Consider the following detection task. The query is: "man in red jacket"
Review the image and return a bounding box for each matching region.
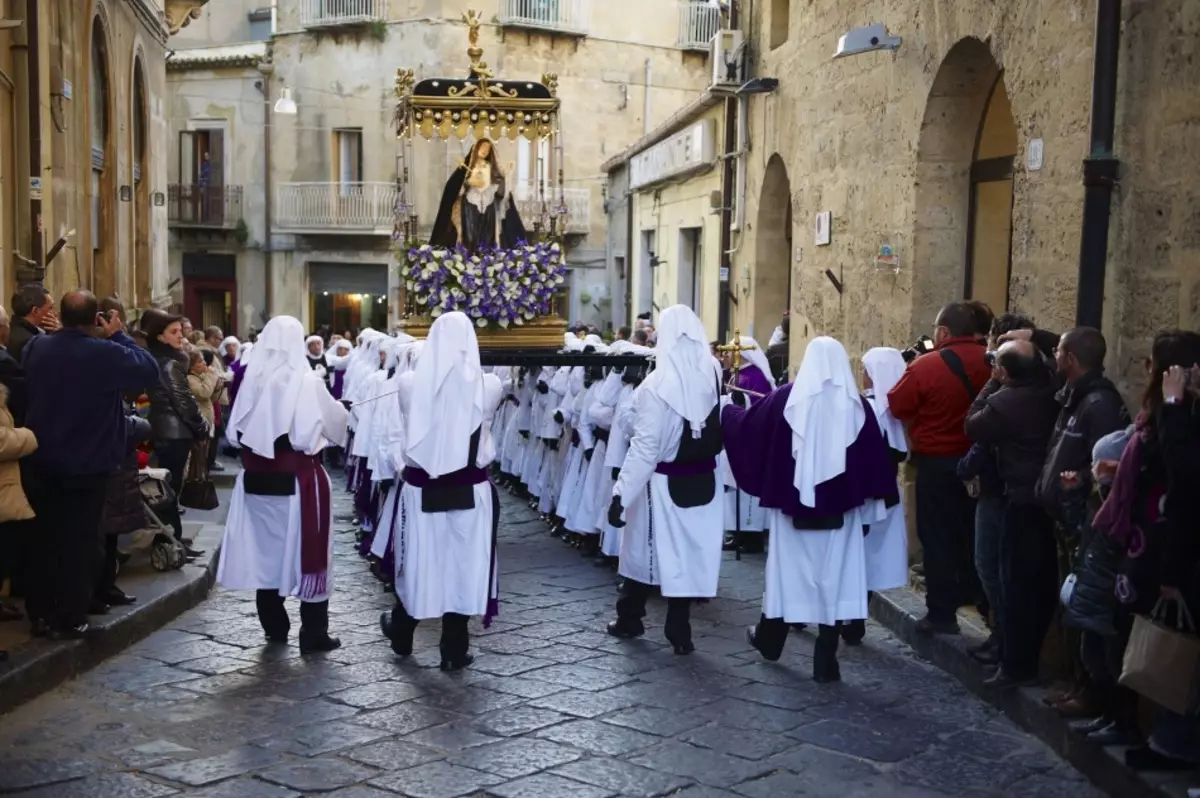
[888,302,991,635]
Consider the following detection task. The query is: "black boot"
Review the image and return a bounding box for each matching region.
[256,589,289,643]
[610,579,649,639]
[841,619,866,646]
[813,623,842,683]
[298,600,341,654]
[747,615,787,662]
[380,601,417,657]
[439,613,473,670]
[664,598,694,655]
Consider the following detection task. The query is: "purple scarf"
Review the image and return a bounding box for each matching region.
[1093,414,1147,547]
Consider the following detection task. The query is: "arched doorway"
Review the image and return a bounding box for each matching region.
[89,15,115,298]
[133,59,150,307]
[753,153,791,344]
[910,38,1017,332]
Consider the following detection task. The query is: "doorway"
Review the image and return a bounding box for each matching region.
[309,262,389,336]
[965,80,1017,313]
[678,227,702,312]
[638,230,655,318]
[754,154,792,343]
[179,128,225,225]
[182,252,237,335]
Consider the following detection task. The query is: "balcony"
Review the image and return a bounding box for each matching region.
[300,0,386,29]
[677,1,721,50]
[514,185,591,236]
[498,0,588,36]
[168,185,243,229]
[275,182,397,234]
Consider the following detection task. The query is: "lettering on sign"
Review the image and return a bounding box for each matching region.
[630,119,717,190]
[1027,138,1044,171]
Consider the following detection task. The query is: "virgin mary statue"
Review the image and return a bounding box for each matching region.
[429,138,528,255]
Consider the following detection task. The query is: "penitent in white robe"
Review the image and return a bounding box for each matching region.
[614,388,723,597]
[863,493,908,591]
[393,372,503,619]
[218,370,349,600]
[598,383,636,557]
[762,498,888,625]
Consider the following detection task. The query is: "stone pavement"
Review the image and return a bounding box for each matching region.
[0,481,1105,797]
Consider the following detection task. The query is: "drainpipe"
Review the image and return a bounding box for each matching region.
[624,182,634,323]
[643,59,652,135]
[1075,0,1121,329]
[257,66,274,320]
[716,0,740,344]
[14,0,42,282]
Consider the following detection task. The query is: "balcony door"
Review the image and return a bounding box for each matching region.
[179,128,225,225]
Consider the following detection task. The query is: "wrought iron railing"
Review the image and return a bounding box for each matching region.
[275,182,397,232]
[167,185,243,229]
[498,0,589,35]
[513,185,591,235]
[677,1,721,50]
[300,0,386,28]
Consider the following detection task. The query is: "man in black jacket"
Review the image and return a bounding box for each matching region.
[1035,327,1129,532]
[965,340,1060,688]
[8,283,58,364]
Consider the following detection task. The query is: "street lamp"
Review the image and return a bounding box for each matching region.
[274,87,297,115]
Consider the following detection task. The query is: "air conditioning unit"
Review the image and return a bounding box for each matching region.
[711,29,744,87]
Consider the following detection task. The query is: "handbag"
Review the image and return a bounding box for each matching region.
[1119,597,1200,715]
[179,440,219,511]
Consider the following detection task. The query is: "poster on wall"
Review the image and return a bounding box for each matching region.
[814,211,831,246]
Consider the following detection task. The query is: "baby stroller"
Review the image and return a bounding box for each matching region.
[137,468,188,572]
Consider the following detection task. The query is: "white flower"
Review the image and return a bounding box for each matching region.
[498,318,509,328]
[419,244,431,251]
[514,317,525,326]
[476,318,488,327]
[431,307,443,317]
[523,311,535,320]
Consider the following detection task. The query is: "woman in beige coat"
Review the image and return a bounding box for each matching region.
[0,383,37,662]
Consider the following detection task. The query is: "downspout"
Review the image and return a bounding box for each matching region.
[624,181,633,323]
[716,0,740,344]
[16,0,42,281]
[257,66,274,321]
[1075,0,1121,328]
[643,59,651,135]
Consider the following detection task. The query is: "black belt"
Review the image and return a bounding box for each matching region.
[593,428,610,444]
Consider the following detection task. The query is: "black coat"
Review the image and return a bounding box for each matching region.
[8,318,41,365]
[0,347,28,427]
[1035,370,1129,516]
[964,372,1060,505]
[101,414,152,537]
[146,342,207,441]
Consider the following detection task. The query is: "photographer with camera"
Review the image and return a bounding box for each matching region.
[965,339,1059,687]
[21,290,161,639]
[888,302,991,636]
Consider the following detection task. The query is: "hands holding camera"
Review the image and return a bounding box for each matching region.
[1162,364,1200,405]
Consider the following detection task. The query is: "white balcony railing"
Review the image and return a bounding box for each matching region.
[677,1,721,50]
[498,0,589,35]
[275,182,397,233]
[300,0,386,28]
[514,185,591,236]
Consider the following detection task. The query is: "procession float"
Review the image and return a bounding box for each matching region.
[393,10,571,352]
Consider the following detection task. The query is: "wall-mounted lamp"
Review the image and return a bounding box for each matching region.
[153,191,166,206]
[119,185,133,202]
[833,24,902,59]
[273,87,297,115]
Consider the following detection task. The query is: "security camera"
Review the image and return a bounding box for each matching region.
[833,23,901,59]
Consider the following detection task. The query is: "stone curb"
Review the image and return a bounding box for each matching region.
[0,532,224,717]
[869,587,1177,798]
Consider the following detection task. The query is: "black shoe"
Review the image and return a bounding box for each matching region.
[299,632,342,654]
[1071,716,1111,735]
[667,635,694,656]
[790,622,808,632]
[606,620,644,640]
[840,619,866,646]
[380,612,412,657]
[264,631,289,644]
[49,623,101,641]
[116,549,132,566]
[746,625,781,662]
[440,653,475,671]
[184,546,205,558]
[1087,721,1136,747]
[0,601,23,622]
[722,534,739,552]
[914,615,960,636]
[982,667,1036,689]
[102,588,137,606]
[813,659,842,684]
[813,631,842,683]
[29,618,50,638]
[210,462,226,472]
[88,599,111,616]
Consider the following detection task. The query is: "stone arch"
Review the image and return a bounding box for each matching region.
[89,10,117,298]
[752,153,791,344]
[910,37,1017,336]
[132,52,151,307]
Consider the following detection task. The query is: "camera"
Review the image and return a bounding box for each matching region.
[900,335,935,364]
[984,350,998,368]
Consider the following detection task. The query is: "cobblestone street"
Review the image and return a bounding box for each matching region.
[0,482,1102,797]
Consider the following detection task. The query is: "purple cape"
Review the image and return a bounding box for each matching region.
[721,384,899,520]
[228,359,247,409]
[736,365,773,404]
[330,368,346,400]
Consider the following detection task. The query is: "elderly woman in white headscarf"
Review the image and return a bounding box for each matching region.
[606,305,724,655]
[305,335,328,382]
[722,336,900,682]
[325,338,353,401]
[217,315,349,655]
[379,312,502,671]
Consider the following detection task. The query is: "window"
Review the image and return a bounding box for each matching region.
[515,136,550,200]
[335,128,363,194]
[248,7,272,41]
[91,20,108,252]
[769,0,789,49]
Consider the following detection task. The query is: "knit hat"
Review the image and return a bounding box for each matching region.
[1093,425,1135,486]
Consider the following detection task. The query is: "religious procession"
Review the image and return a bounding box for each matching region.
[0,3,1194,796]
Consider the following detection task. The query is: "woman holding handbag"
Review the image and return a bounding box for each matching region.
[184,350,221,511]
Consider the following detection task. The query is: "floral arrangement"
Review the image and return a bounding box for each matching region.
[403,241,567,328]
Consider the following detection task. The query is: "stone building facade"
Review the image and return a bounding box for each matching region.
[731,0,1198,393]
[0,0,208,311]
[168,0,718,332]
